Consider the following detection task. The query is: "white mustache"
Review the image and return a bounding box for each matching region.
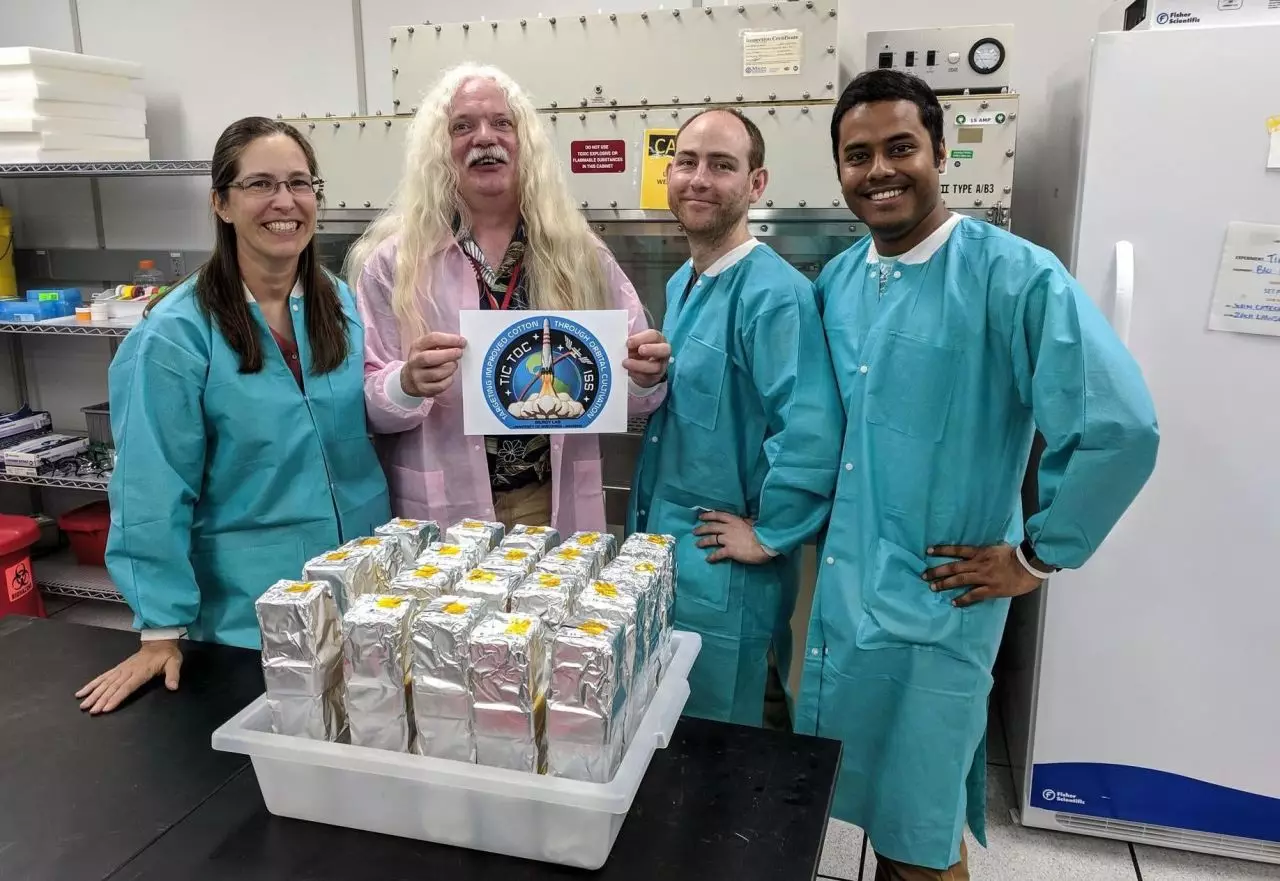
[466,146,510,167]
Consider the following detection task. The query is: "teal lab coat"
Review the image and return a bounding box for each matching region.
[630,242,843,725]
[106,275,391,649]
[797,217,1159,869]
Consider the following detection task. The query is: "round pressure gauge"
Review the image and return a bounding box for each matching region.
[968,38,1006,75]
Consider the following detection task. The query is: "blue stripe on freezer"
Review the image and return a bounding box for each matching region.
[1031,763,1280,842]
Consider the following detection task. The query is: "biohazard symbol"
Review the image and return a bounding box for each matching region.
[5,560,33,602]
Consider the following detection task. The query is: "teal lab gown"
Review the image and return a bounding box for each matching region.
[106,275,391,649]
[796,217,1159,869]
[630,242,843,725]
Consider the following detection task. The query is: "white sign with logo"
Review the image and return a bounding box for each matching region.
[1148,0,1280,27]
[459,309,630,435]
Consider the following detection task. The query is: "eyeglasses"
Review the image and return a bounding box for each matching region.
[228,177,324,198]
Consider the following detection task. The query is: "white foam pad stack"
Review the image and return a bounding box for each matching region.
[0,47,149,163]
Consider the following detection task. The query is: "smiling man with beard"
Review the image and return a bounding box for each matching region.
[628,108,842,728]
[347,64,670,532]
[793,70,1160,879]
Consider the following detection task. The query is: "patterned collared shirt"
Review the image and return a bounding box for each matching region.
[456,220,551,492]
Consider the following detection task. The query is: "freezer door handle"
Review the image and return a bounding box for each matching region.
[1112,240,1135,346]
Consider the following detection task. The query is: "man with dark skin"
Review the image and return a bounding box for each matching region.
[790,70,1159,879]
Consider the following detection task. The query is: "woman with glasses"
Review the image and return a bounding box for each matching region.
[76,117,390,715]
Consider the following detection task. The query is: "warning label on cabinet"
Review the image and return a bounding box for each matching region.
[570,140,626,174]
[640,129,678,210]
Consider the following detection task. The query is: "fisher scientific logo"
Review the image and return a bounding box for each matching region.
[1041,788,1087,806]
[482,315,610,430]
[1155,10,1203,25]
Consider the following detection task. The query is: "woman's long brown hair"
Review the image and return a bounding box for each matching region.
[165,117,349,374]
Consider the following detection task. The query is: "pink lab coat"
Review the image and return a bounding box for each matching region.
[356,235,666,534]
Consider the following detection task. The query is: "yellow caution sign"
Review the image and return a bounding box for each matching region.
[640,129,679,210]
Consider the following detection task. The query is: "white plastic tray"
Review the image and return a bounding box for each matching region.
[213,630,701,869]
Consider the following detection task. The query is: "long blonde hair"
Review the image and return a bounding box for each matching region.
[345,63,609,337]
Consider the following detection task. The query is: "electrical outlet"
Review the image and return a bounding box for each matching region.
[169,252,185,281]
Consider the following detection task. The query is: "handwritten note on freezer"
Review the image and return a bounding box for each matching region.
[1208,221,1280,338]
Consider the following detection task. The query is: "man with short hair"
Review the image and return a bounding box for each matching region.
[794,69,1160,879]
[348,64,671,531]
[630,108,842,727]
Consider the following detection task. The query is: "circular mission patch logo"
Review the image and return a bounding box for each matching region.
[482,315,611,430]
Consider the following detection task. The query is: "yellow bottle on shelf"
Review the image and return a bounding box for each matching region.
[0,206,15,299]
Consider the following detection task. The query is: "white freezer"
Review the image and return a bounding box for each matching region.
[1014,22,1280,864]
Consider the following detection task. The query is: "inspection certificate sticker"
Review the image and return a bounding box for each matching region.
[460,310,629,435]
[742,28,803,76]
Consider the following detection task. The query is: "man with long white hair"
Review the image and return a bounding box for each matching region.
[347,64,670,531]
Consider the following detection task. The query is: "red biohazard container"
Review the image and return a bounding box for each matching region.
[57,501,110,567]
[0,514,44,619]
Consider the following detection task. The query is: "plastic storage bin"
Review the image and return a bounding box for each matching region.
[0,514,43,619]
[213,630,701,869]
[57,500,110,566]
[81,402,111,446]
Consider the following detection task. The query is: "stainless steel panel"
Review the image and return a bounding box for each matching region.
[288,94,1016,220]
[390,3,840,112]
[867,25,1015,94]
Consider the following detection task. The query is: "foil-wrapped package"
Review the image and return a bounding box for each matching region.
[547,617,629,783]
[502,524,560,557]
[411,594,488,761]
[387,562,459,601]
[536,545,601,583]
[342,594,418,752]
[456,567,521,615]
[342,535,406,588]
[469,613,549,773]
[565,531,618,569]
[576,580,642,694]
[618,532,677,672]
[416,541,484,578]
[482,546,539,578]
[446,518,506,554]
[302,547,379,616]
[600,558,665,711]
[255,580,345,741]
[510,570,582,629]
[375,517,440,562]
